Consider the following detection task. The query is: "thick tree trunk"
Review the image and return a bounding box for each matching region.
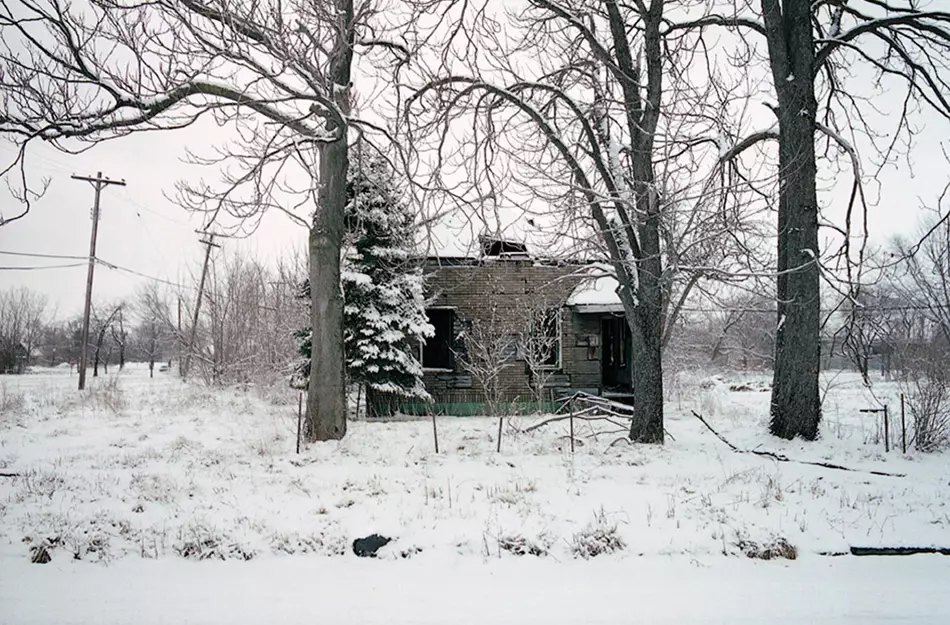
[307,168,347,441]
[305,0,353,442]
[148,332,156,378]
[602,0,665,444]
[628,192,665,444]
[306,143,348,441]
[761,0,821,440]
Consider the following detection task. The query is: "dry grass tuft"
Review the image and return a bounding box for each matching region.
[736,536,797,560]
[571,509,625,559]
[498,533,550,557]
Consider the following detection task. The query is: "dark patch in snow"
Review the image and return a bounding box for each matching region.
[352,534,392,557]
[399,546,423,559]
[30,544,51,564]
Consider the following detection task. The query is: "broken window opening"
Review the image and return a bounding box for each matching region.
[528,308,562,369]
[422,308,455,370]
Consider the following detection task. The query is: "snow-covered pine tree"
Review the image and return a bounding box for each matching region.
[293,154,432,416]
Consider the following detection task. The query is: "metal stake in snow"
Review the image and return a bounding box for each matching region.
[296,392,303,454]
[900,394,907,454]
[859,406,889,453]
[569,397,575,454]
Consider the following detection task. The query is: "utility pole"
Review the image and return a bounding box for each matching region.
[72,172,126,391]
[182,231,220,379]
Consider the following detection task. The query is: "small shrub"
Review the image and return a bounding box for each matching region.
[175,536,256,561]
[736,536,797,560]
[14,468,66,502]
[270,525,347,556]
[397,546,423,559]
[23,515,118,563]
[498,533,550,557]
[905,377,950,452]
[173,524,257,561]
[130,472,177,503]
[571,509,625,559]
[30,544,51,564]
[71,534,111,562]
[488,479,536,506]
[0,384,25,420]
[88,376,126,414]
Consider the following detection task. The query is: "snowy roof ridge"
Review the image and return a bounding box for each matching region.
[566,265,622,307]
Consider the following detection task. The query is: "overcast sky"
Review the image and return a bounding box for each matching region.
[1,114,947,317]
[2,6,949,319]
[0,126,307,317]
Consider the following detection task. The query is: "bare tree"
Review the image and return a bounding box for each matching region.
[137,283,185,370]
[0,286,48,373]
[36,319,81,367]
[169,250,306,387]
[519,305,562,413]
[110,307,128,371]
[137,319,163,378]
[892,210,950,375]
[456,303,519,419]
[407,0,773,442]
[670,1,950,439]
[0,0,432,440]
[702,292,777,371]
[834,283,898,384]
[90,302,123,377]
[131,287,176,377]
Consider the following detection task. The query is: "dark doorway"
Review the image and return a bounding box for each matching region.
[422,308,455,370]
[601,316,631,390]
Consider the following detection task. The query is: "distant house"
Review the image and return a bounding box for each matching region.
[0,340,28,374]
[388,238,635,416]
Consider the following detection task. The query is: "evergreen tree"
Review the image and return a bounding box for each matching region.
[293,155,432,408]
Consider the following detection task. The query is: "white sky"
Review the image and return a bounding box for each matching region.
[1,4,949,317]
[0,128,308,316]
[1,111,947,316]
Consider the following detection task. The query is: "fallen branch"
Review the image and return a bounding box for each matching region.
[849,546,950,556]
[691,411,739,451]
[0,472,19,478]
[690,411,906,478]
[524,411,625,433]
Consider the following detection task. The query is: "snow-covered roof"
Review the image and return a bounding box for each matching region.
[566,272,624,313]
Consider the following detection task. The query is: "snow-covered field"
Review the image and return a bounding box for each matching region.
[1,365,948,623]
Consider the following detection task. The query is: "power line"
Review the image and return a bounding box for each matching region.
[0,250,87,261]
[0,263,86,271]
[94,257,193,291]
[0,251,191,289]
[117,189,191,226]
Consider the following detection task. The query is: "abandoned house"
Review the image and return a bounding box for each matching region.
[392,238,636,416]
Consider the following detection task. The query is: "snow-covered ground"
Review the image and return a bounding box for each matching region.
[1,365,948,623]
[4,555,950,624]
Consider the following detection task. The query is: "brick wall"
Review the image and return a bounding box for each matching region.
[420,258,605,405]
